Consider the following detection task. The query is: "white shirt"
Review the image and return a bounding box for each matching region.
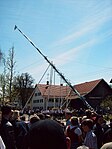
[0,136,6,149]
[84,130,97,149]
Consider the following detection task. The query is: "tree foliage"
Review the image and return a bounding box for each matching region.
[0,47,16,103]
[13,72,34,107]
[14,73,34,89]
[0,47,35,107]
[100,95,112,111]
[0,74,6,103]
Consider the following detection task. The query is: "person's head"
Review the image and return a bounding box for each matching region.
[12,110,20,120]
[65,111,72,120]
[20,115,26,121]
[77,145,89,149]
[45,114,51,119]
[70,116,79,126]
[37,113,45,120]
[81,119,93,132]
[27,119,71,149]
[30,114,40,124]
[1,105,13,120]
[101,142,112,149]
[95,114,103,125]
[85,109,92,118]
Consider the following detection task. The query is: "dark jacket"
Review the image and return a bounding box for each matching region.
[93,123,104,149]
[103,127,112,144]
[14,121,29,149]
[0,117,16,149]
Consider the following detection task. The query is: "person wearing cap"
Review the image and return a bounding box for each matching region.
[26,119,71,149]
[0,105,16,149]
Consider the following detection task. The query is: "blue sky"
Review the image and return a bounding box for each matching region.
[0,0,112,85]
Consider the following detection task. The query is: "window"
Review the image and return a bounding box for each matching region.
[33,100,39,103]
[35,93,38,96]
[49,98,54,102]
[40,99,43,103]
[55,98,59,102]
[35,92,41,96]
[38,92,41,96]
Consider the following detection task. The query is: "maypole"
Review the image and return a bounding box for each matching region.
[14,25,94,111]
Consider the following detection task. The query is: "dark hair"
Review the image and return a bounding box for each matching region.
[71,116,78,126]
[37,113,45,120]
[81,119,93,129]
[30,115,40,124]
[95,114,103,123]
[1,105,12,115]
[85,109,92,118]
[28,119,67,149]
[20,115,26,121]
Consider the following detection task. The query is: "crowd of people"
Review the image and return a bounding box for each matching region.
[0,105,112,149]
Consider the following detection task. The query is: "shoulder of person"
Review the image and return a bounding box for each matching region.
[101,142,112,149]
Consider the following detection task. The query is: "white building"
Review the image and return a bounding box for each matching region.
[28,83,71,110]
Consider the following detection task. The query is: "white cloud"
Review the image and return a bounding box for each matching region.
[28,14,112,82]
[23,1,112,83]
[52,39,97,66]
[47,3,112,69]
[52,4,112,47]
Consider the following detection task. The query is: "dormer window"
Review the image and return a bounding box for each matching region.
[38,92,41,96]
[35,92,41,96]
[35,93,38,96]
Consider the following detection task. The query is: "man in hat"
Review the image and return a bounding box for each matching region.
[0,105,16,149]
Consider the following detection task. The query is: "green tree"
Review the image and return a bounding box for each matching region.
[13,72,34,107]
[100,95,112,111]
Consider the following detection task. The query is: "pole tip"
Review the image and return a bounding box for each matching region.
[14,25,17,30]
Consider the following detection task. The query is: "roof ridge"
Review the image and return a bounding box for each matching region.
[74,78,102,86]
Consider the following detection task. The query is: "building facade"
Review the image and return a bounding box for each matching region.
[23,79,112,110]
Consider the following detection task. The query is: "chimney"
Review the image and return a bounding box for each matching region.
[47,81,49,85]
